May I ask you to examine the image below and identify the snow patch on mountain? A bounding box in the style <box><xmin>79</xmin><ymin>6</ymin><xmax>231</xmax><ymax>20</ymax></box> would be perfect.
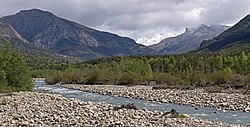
<box><xmin>136</xmin><ymin>33</ymin><xmax>175</xmax><ymax>46</ymax></box>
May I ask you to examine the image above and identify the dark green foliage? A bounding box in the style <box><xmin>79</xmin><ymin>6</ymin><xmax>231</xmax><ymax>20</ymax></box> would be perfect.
<box><xmin>32</xmin><ymin>69</ymin><xmax>61</xmax><ymax>78</ymax></box>
<box><xmin>117</xmin><ymin>71</ymin><xmax>142</xmax><ymax>85</ymax></box>
<box><xmin>153</xmin><ymin>72</ymin><xmax>177</xmax><ymax>85</ymax></box>
<box><xmin>45</xmin><ymin>58</ymin><xmax>152</xmax><ymax>85</ymax></box>
<box><xmin>85</xmin><ymin>70</ymin><xmax>100</xmax><ymax>85</ymax></box>
<box><xmin>0</xmin><ymin>41</ymin><xmax>32</xmax><ymax>92</ymax></box>
<box><xmin>43</xmin><ymin>51</ymin><xmax>250</xmax><ymax>89</ymax></box>
<box><xmin>209</xmin><ymin>68</ymin><xmax>235</xmax><ymax>84</ymax></box>
<box><xmin>187</xmin><ymin>72</ymin><xmax>207</xmax><ymax>86</ymax></box>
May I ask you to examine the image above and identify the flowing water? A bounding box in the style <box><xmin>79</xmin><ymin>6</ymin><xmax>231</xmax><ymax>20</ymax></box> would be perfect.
<box><xmin>34</xmin><ymin>80</ymin><xmax>250</xmax><ymax>126</ymax></box>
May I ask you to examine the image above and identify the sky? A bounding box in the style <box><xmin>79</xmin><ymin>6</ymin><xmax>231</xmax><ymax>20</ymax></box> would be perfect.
<box><xmin>0</xmin><ymin>0</ymin><xmax>250</xmax><ymax>45</ymax></box>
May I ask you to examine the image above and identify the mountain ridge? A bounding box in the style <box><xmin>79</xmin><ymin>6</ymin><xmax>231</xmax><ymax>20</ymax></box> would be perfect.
<box><xmin>1</xmin><ymin>9</ymin><xmax>156</xmax><ymax>59</ymax></box>
<box><xmin>149</xmin><ymin>24</ymin><xmax>229</xmax><ymax>54</ymax></box>
<box><xmin>197</xmin><ymin>14</ymin><xmax>250</xmax><ymax>52</ymax></box>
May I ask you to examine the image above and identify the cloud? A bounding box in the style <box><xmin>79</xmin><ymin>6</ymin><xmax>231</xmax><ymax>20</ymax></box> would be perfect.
<box><xmin>0</xmin><ymin>0</ymin><xmax>250</xmax><ymax>43</ymax></box>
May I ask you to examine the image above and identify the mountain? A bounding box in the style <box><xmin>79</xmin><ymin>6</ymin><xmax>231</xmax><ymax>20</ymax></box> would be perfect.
<box><xmin>1</xmin><ymin>9</ymin><xmax>155</xmax><ymax>59</ymax></box>
<box><xmin>0</xmin><ymin>21</ymin><xmax>28</xmax><ymax>43</ymax></box>
<box><xmin>198</xmin><ymin>15</ymin><xmax>250</xmax><ymax>52</ymax></box>
<box><xmin>149</xmin><ymin>24</ymin><xmax>229</xmax><ymax>54</ymax></box>
<box><xmin>0</xmin><ymin>20</ymin><xmax>80</xmax><ymax>68</ymax></box>
<box><xmin>136</xmin><ymin>33</ymin><xmax>173</xmax><ymax>46</ymax></box>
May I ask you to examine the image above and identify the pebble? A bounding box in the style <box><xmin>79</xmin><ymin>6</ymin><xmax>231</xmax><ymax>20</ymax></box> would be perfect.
<box><xmin>62</xmin><ymin>84</ymin><xmax>250</xmax><ymax>112</ymax></box>
<box><xmin>0</xmin><ymin>92</ymin><xmax>242</xmax><ymax>127</ymax></box>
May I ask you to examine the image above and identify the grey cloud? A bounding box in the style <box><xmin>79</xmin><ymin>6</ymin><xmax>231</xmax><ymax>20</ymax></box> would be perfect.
<box><xmin>0</xmin><ymin>0</ymin><xmax>250</xmax><ymax>39</ymax></box>
<box><xmin>200</xmin><ymin>0</ymin><xmax>250</xmax><ymax>25</ymax></box>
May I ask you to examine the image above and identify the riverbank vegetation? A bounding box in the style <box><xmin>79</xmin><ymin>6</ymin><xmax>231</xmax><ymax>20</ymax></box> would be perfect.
<box><xmin>34</xmin><ymin>51</ymin><xmax>250</xmax><ymax>90</ymax></box>
<box><xmin>0</xmin><ymin>41</ymin><xmax>32</xmax><ymax>92</ymax></box>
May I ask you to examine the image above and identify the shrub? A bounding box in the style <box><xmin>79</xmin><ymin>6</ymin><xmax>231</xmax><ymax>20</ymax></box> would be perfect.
<box><xmin>45</xmin><ymin>71</ymin><xmax>87</xmax><ymax>85</ymax></box>
<box><xmin>85</xmin><ymin>71</ymin><xmax>100</xmax><ymax>85</ymax></box>
<box><xmin>188</xmin><ymin>72</ymin><xmax>207</xmax><ymax>86</ymax></box>
<box><xmin>45</xmin><ymin>75</ymin><xmax>61</xmax><ymax>85</ymax></box>
<box><xmin>209</xmin><ymin>68</ymin><xmax>235</xmax><ymax>85</ymax></box>
<box><xmin>117</xmin><ymin>71</ymin><xmax>142</xmax><ymax>85</ymax></box>
<box><xmin>0</xmin><ymin>46</ymin><xmax>32</xmax><ymax>92</ymax></box>
<box><xmin>32</xmin><ymin>69</ymin><xmax>60</xmax><ymax>78</ymax></box>
<box><xmin>153</xmin><ymin>72</ymin><xmax>177</xmax><ymax>85</ymax></box>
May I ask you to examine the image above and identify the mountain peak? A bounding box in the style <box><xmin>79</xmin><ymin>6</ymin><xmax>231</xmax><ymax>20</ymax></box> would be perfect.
<box><xmin>1</xmin><ymin>9</ymin><xmax>60</xmax><ymax>41</ymax></box>
<box><xmin>185</xmin><ymin>24</ymin><xmax>208</xmax><ymax>34</ymax></box>
<box><xmin>198</xmin><ymin>24</ymin><xmax>208</xmax><ymax>28</ymax></box>
<box><xmin>1</xmin><ymin>9</ymin><xmax>155</xmax><ymax>59</ymax></box>
<box><xmin>198</xmin><ymin>14</ymin><xmax>250</xmax><ymax>52</ymax></box>
<box><xmin>19</xmin><ymin>9</ymin><xmax>53</xmax><ymax>14</ymax></box>
<box><xmin>150</xmin><ymin>24</ymin><xmax>228</xmax><ymax>54</ymax></box>
<box><xmin>17</xmin><ymin>9</ymin><xmax>55</xmax><ymax>17</ymax></box>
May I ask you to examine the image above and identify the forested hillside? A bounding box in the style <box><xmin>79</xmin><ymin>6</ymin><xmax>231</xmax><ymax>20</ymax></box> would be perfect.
<box><xmin>198</xmin><ymin>15</ymin><xmax>250</xmax><ymax>52</ymax></box>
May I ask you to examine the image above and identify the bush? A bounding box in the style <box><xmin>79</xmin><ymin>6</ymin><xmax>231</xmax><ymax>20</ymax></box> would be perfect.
<box><xmin>117</xmin><ymin>71</ymin><xmax>142</xmax><ymax>85</ymax></box>
<box><xmin>85</xmin><ymin>70</ymin><xmax>100</xmax><ymax>85</ymax></box>
<box><xmin>45</xmin><ymin>71</ymin><xmax>87</xmax><ymax>85</ymax></box>
<box><xmin>0</xmin><ymin>46</ymin><xmax>32</xmax><ymax>92</ymax></box>
<box><xmin>153</xmin><ymin>72</ymin><xmax>177</xmax><ymax>85</ymax></box>
<box><xmin>32</xmin><ymin>69</ymin><xmax>60</xmax><ymax>78</ymax></box>
<box><xmin>209</xmin><ymin>68</ymin><xmax>235</xmax><ymax>85</ymax></box>
<box><xmin>45</xmin><ymin>75</ymin><xmax>61</xmax><ymax>85</ymax></box>
<box><xmin>188</xmin><ymin>72</ymin><xmax>207</xmax><ymax>86</ymax></box>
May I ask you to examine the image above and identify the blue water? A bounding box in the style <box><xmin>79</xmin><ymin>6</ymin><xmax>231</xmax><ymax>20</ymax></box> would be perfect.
<box><xmin>34</xmin><ymin>80</ymin><xmax>250</xmax><ymax>126</ymax></box>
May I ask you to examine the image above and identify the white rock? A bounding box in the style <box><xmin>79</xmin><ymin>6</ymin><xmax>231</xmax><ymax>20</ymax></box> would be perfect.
<box><xmin>162</xmin><ymin>99</ymin><xmax>168</xmax><ymax>103</ymax></box>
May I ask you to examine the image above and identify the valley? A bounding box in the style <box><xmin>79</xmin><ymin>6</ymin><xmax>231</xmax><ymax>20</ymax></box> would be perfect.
<box><xmin>0</xmin><ymin>6</ymin><xmax>250</xmax><ymax>127</ymax></box>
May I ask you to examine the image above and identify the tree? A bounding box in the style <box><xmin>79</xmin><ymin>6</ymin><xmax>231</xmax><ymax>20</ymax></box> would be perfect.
<box><xmin>117</xmin><ymin>71</ymin><xmax>142</xmax><ymax>85</ymax></box>
<box><xmin>243</xmin><ymin>74</ymin><xmax>250</xmax><ymax>94</ymax></box>
<box><xmin>0</xmin><ymin>41</ymin><xmax>32</xmax><ymax>92</ymax></box>
<box><xmin>210</xmin><ymin>67</ymin><xmax>235</xmax><ymax>85</ymax></box>
<box><xmin>85</xmin><ymin>70</ymin><xmax>100</xmax><ymax>85</ymax></box>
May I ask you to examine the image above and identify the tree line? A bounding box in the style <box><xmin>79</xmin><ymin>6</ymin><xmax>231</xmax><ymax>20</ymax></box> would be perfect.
<box><xmin>42</xmin><ymin>52</ymin><xmax>250</xmax><ymax>89</ymax></box>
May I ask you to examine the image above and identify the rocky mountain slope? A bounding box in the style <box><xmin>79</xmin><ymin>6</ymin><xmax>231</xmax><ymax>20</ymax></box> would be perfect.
<box><xmin>1</xmin><ymin>9</ymin><xmax>155</xmax><ymax>59</ymax></box>
<box><xmin>0</xmin><ymin>20</ymin><xmax>79</xmax><ymax>67</ymax></box>
<box><xmin>0</xmin><ymin>21</ymin><xmax>28</xmax><ymax>43</ymax></box>
<box><xmin>150</xmin><ymin>24</ymin><xmax>229</xmax><ymax>54</ymax></box>
<box><xmin>198</xmin><ymin>15</ymin><xmax>250</xmax><ymax>52</ymax></box>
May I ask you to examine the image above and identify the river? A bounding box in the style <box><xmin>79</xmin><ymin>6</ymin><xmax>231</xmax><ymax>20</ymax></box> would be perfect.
<box><xmin>34</xmin><ymin>80</ymin><xmax>250</xmax><ymax>126</ymax></box>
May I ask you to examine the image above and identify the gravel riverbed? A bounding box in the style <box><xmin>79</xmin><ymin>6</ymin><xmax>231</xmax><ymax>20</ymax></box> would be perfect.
<box><xmin>61</xmin><ymin>84</ymin><xmax>250</xmax><ymax>112</ymax></box>
<box><xmin>0</xmin><ymin>92</ymin><xmax>242</xmax><ymax>127</ymax></box>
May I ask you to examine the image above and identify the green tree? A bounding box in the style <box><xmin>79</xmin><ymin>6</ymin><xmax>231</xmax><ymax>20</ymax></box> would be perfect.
<box><xmin>117</xmin><ymin>71</ymin><xmax>142</xmax><ymax>85</ymax></box>
<box><xmin>0</xmin><ymin>42</ymin><xmax>32</xmax><ymax>92</ymax></box>
<box><xmin>210</xmin><ymin>67</ymin><xmax>235</xmax><ymax>85</ymax></box>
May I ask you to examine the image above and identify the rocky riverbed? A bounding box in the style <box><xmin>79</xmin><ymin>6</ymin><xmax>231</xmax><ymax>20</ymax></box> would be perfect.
<box><xmin>0</xmin><ymin>92</ymin><xmax>242</xmax><ymax>127</ymax></box>
<box><xmin>61</xmin><ymin>84</ymin><xmax>250</xmax><ymax>112</ymax></box>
